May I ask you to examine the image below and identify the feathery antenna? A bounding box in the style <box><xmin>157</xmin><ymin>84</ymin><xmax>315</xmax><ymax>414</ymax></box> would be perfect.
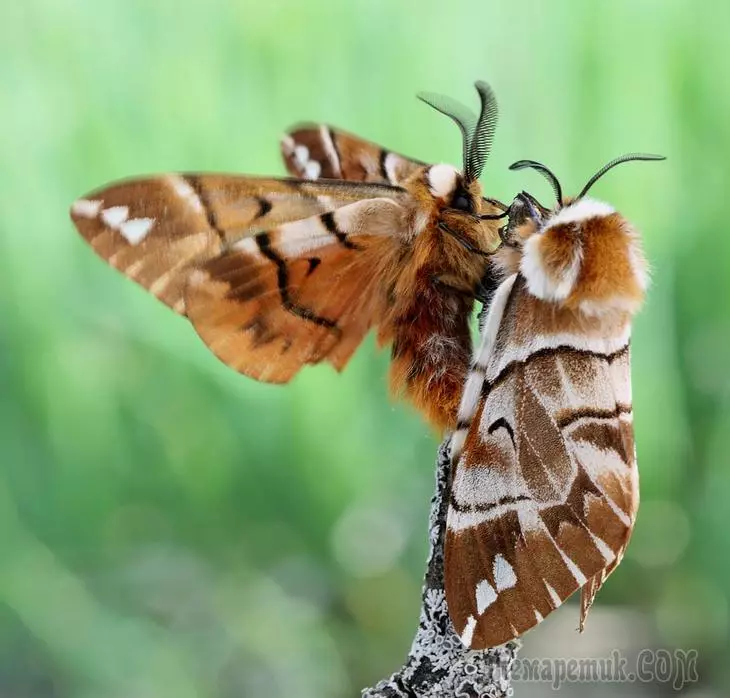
<box><xmin>417</xmin><ymin>81</ymin><xmax>499</xmax><ymax>182</ymax></box>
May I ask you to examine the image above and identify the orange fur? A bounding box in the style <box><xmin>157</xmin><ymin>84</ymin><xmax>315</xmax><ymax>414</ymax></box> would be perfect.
<box><xmin>534</xmin><ymin>222</ymin><xmax>582</xmax><ymax>286</ymax></box>
<box><xmin>375</xmin><ymin>170</ymin><xmax>501</xmax><ymax>431</ymax></box>
<box><xmin>565</xmin><ymin>214</ymin><xmax>646</xmax><ymax>312</ymax></box>
<box><xmin>496</xmin><ymin>202</ymin><xmax>647</xmax><ymax>321</ymax></box>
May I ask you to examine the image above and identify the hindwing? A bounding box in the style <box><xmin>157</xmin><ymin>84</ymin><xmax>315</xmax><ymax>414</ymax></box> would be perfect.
<box><xmin>282</xmin><ymin>124</ymin><xmax>424</xmax><ymax>185</ymax></box>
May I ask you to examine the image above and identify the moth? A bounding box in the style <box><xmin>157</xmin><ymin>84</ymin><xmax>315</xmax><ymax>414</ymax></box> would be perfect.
<box><xmin>445</xmin><ymin>153</ymin><xmax>664</xmax><ymax>649</ymax></box>
<box><xmin>70</xmin><ymin>82</ymin><xmax>505</xmax><ymax>431</ymax></box>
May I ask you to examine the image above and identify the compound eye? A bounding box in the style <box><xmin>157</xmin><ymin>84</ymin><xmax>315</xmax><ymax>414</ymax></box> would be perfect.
<box><xmin>452</xmin><ymin>192</ymin><xmax>472</xmax><ymax>212</ymax></box>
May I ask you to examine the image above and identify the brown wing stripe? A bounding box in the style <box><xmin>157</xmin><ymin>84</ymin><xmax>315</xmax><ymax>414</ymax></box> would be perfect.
<box><xmin>556</xmin><ymin>403</ymin><xmax>632</xmax><ymax>429</ymax></box>
<box><xmin>255</xmin><ymin>234</ymin><xmax>339</xmax><ymax>330</ymax></box>
<box><xmin>449</xmin><ymin>493</ymin><xmax>533</xmax><ymax>514</ymax></box>
<box><xmin>320</xmin><ymin>211</ymin><xmax>362</xmax><ymax>250</ymax></box>
<box><xmin>183</xmin><ymin>175</ymin><xmax>226</xmax><ymax>243</ymax></box>
<box><xmin>482</xmin><ymin>343</ymin><xmax>630</xmax><ymax>399</ymax></box>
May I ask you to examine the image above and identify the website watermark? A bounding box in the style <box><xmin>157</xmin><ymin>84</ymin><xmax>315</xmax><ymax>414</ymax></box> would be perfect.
<box><xmin>495</xmin><ymin>649</ymin><xmax>699</xmax><ymax>691</ymax></box>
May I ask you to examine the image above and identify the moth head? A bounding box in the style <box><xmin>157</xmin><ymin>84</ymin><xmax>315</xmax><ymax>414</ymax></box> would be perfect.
<box><xmin>504</xmin><ymin>154</ymin><xmax>665</xmax><ymax>317</ymax></box>
<box><xmin>412</xmin><ymin>81</ymin><xmax>502</xmax><ymax>253</ymax></box>
<box><xmin>425</xmin><ymin>163</ymin><xmax>482</xmax><ymax>213</ymax></box>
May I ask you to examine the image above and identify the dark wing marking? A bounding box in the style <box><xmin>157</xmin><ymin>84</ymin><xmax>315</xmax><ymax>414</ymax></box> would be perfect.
<box><xmin>445</xmin><ymin>279</ymin><xmax>637</xmax><ymax>649</ymax></box>
<box><xmin>71</xmin><ymin>175</ymin><xmax>403</xmax><ymax>314</ymax></box>
<box><xmin>184</xmin><ymin>197</ymin><xmax>405</xmax><ymax>383</ymax></box>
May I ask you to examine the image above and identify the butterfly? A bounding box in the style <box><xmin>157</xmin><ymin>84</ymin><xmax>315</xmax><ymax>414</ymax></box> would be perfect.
<box><xmin>70</xmin><ymin>81</ymin><xmax>506</xmax><ymax>431</ymax></box>
<box><xmin>445</xmin><ymin>153</ymin><xmax>665</xmax><ymax>648</ymax></box>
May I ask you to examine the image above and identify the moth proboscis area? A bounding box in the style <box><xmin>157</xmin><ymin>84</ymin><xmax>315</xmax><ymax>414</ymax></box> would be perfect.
<box><xmin>445</xmin><ymin>153</ymin><xmax>664</xmax><ymax>649</ymax></box>
<box><xmin>71</xmin><ymin>82</ymin><xmax>506</xmax><ymax>431</ymax></box>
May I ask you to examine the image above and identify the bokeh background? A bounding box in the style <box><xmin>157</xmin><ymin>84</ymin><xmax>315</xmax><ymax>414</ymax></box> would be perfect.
<box><xmin>1</xmin><ymin>1</ymin><xmax>728</xmax><ymax>696</ymax></box>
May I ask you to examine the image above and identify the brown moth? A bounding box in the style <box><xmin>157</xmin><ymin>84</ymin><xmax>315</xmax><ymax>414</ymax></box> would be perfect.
<box><xmin>445</xmin><ymin>154</ymin><xmax>664</xmax><ymax>649</ymax></box>
<box><xmin>70</xmin><ymin>82</ymin><xmax>506</xmax><ymax>431</ymax></box>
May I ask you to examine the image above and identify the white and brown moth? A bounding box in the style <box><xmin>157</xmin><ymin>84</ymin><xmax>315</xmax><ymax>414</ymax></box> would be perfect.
<box><xmin>70</xmin><ymin>82</ymin><xmax>506</xmax><ymax>431</ymax></box>
<box><xmin>445</xmin><ymin>154</ymin><xmax>664</xmax><ymax>649</ymax></box>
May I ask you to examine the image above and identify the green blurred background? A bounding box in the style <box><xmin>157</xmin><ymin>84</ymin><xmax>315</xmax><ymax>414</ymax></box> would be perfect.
<box><xmin>1</xmin><ymin>1</ymin><xmax>728</xmax><ymax>696</ymax></box>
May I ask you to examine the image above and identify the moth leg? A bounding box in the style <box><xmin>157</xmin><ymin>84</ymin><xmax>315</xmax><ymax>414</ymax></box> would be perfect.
<box><xmin>475</xmin><ymin>267</ymin><xmax>502</xmax><ymax>306</ymax></box>
<box><xmin>437</xmin><ymin>221</ymin><xmax>494</xmax><ymax>258</ymax></box>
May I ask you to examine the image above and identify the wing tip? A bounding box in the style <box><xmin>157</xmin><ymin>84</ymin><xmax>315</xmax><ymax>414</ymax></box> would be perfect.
<box><xmin>70</xmin><ymin>197</ymin><xmax>103</xmax><ymax>222</ymax></box>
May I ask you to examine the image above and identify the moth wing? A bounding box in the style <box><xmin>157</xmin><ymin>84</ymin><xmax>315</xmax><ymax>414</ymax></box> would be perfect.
<box><xmin>184</xmin><ymin>198</ymin><xmax>404</xmax><ymax>383</ymax></box>
<box><xmin>445</xmin><ymin>276</ymin><xmax>638</xmax><ymax>649</ymax></box>
<box><xmin>71</xmin><ymin>175</ymin><xmax>402</xmax><ymax>314</ymax></box>
<box><xmin>282</xmin><ymin>124</ymin><xmax>425</xmax><ymax>185</ymax></box>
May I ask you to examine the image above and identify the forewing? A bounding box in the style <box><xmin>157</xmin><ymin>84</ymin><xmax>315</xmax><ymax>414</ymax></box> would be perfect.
<box><xmin>446</xmin><ymin>278</ymin><xmax>638</xmax><ymax>649</ymax></box>
<box><xmin>282</xmin><ymin>124</ymin><xmax>424</xmax><ymax>185</ymax></box>
<box><xmin>71</xmin><ymin>175</ymin><xmax>402</xmax><ymax>314</ymax></box>
<box><xmin>184</xmin><ymin>198</ymin><xmax>404</xmax><ymax>383</ymax></box>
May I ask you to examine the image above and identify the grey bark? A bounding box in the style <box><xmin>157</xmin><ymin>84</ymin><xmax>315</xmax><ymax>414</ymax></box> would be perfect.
<box><xmin>362</xmin><ymin>441</ymin><xmax>519</xmax><ymax>698</ymax></box>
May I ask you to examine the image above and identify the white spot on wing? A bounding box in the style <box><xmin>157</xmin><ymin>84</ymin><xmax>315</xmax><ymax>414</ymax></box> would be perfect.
<box><xmin>304</xmin><ymin>160</ymin><xmax>322</xmax><ymax>179</ymax></box>
<box><xmin>493</xmin><ymin>554</ymin><xmax>518</xmax><ymax>591</ymax></box>
<box><xmin>590</xmin><ymin>532</ymin><xmax>616</xmax><ymax>562</ymax></box>
<box><xmin>72</xmin><ymin>199</ymin><xmax>102</xmax><ymax>218</ymax></box>
<box><xmin>460</xmin><ymin>615</ymin><xmax>477</xmax><ymax>647</ymax></box>
<box><xmin>545</xmin><ymin>582</ymin><xmax>562</xmax><ymax>608</ymax></box>
<box><xmin>556</xmin><ymin>544</ymin><xmax>588</xmax><ymax>586</ymax></box>
<box><xmin>167</xmin><ymin>175</ymin><xmax>203</xmax><ymax>213</ymax></box>
<box><xmin>119</xmin><ymin>217</ymin><xmax>155</xmax><ymax>245</ymax></box>
<box><xmin>294</xmin><ymin>145</ymin><xmax>310</xmax><ymax>166</ymax></box>
<box><xmin>101</xmin><ymin>205</ymin><xmax>129</xmax><ymax>229</ymax></box>
<box><xmin>475</xmin><ymin>579</ymin><xmax>497</xmax><ymax>614</ymax></box>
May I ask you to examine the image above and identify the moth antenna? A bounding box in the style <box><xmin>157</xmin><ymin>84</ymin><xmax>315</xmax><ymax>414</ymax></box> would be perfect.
<box><xmin>417</xmin><ymin>91</ymin><xmax>477</xmax><ymax>177</ymax></box>
<box><xmin>509</xmin><ymin>159</ymin><xmax>563</xmax><ymax>204</ymax></box>
<box><xmin>578</xmin><ymin>153</ymin><xmax>666</xmax><ymax>199</ymax></box>
<box><xmin>466</xmin><ymin>81</ymin><xmax>499</xmax><ymax>182</ymax></box>
<box><xmin>482</xmin><ymin>196</ymin><xmax>509</xmax><ymax>212</ymax></box>
<box><xmin>480</xmin><ymin>211</ymin><xmax>509</xmax><ymax>220</ymax></box>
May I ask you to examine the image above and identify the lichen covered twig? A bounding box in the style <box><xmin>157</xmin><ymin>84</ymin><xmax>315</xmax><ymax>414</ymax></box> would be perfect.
<box><xmin>362</xmin><ymin>441</ymin><xmax>519</xmax><ymax>697</ymax></box>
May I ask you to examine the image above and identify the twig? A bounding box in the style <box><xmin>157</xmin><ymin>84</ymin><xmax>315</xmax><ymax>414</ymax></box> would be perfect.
<box><xmin>362</xmin><ymin>440</ymin><xmax>519</xmax><ymax>697</ymax></box>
